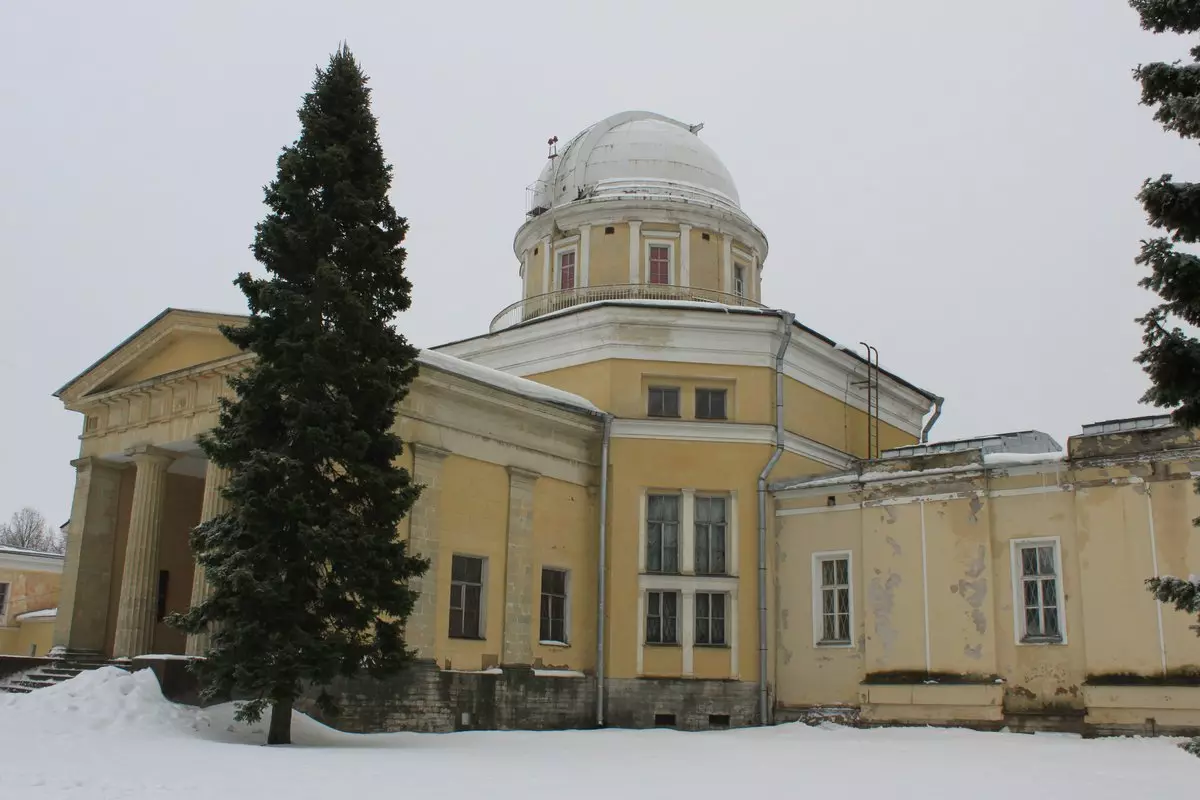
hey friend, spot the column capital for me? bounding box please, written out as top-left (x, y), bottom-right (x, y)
top-left (411, 442), bottom-right (451, 462)
top-left (123, 444), bottom-right (177, 466)
top-left (69, 456), bottom-right (127, 473)
top-left (506, 465), bottom-right (541, 486)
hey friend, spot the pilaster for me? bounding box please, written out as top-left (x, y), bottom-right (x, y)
top-left (628, 221), bottom-right (642, 283)
top-left (722, 234), bottom-right (733, 293)
top-left (113, 445), bottom-right (174, 658)
top-left (540, 236), bottom-right (551, 295)
top-left (579, 224), bottom-right (591, 287)
top-left (185, 460), bottom-right (231, 656)
top-left (502, 466), bottom-right (540, 665)
top-left (679, 223), bottom-right (691, 287)
top-left (406, 442), bottom-right (450, 659)
top-left (53, 457), bottom-right (124, 652)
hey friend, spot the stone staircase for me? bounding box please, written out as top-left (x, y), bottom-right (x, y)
top-left (0, 651), bottom-right (121, 695)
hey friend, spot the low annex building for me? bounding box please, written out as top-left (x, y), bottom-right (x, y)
top-left (46, 111), bottom-right (1200, 734)
top-left (0, 546), bottom-right (62, 658)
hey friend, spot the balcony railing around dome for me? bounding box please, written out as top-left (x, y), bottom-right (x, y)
top-left (489, 284), bottom-right (765, 333)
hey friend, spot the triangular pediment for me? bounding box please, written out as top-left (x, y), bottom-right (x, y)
top-left (57, 308), bottom-right (249, 406)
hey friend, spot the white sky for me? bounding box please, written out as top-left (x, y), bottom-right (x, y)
top-left (1, 1), bottom-right (1190, 525)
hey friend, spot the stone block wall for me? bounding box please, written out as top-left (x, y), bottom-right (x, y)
top-left (604, 677), bottom-right (760, 730)
top-left (299, 661), bottom-right (596, 733)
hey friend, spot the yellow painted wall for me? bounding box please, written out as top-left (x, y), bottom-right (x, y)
top-left (434, 454), bottom-right (510, 671)
top-left (532, 477), bottom-right (596, 671)
top-left (587, 224), bottom-right (631, 288)
top-left (783, 378), bottom-right (913, 458)
top-left (775, 460), bottom-right (1200, 721)
top-left (15, 618), bottom-right (55, 657)
top-left (606, 438), bottom-right (769, 682)
top-left (690, 228), bottom-right (721, 293)
top-left (0, 564), bottom-right (61, 656)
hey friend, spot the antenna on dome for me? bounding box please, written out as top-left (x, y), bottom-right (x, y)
top-left (688, 122), bottom-right (704, 134)
top-left (547, 135), bottom-right (559, 159)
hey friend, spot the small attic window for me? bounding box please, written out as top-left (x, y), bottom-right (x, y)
top-left (702, 232), bottom-right (711, 241)
top-left (534, 246), bottom-right (539, 256)
top-left (605, 226), bottom-right (615, 235)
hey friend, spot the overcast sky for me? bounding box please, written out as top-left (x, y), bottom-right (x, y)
top-left (1, 1), bottom-right (1190, 525)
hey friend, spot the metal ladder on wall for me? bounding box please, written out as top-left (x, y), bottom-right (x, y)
top-left (853, 342), bottom-right (881, 460)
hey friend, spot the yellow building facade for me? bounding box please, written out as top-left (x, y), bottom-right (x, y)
top-left (45, 111), bottom-right (1200, 733)
top-left (0, 546), bottom-right (63, 658)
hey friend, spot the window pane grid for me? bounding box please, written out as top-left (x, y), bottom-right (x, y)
top-left (649, 245), bottom-right (670, 284)
top-left (647, 590), bottom-right (679, 644)
top-left (450, 555), bottom-right (484, 639)
top-left (1018, 544), bottom-right (1062, 642)
top-left (695, 592), bottom-right (726, 645)
top-left (694, 496), bottom-right (727, 575)
top-left (540, 568), bottom-right (568, 643)
top-left (648, 387), bottom-right (680, 418)
top-left (647, 495), bottom-right (680, 573)
top-left (818, 557), bottom-right (850, 644)
top-left (559, 251), bottom-right (575, 290)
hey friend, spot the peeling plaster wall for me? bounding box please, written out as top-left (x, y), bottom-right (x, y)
top-left (773, 434), bottom-right (1200, 729)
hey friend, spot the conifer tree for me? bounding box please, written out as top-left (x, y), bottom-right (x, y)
top-left (170, 45), bottom-right (428, 745)
top-left (1132, 3), bottom-right (1200, 714)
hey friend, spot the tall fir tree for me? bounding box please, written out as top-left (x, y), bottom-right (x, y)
top-left (1131, 0), bottom-right (1200, 659)
top-left (169, 45), bottom-right (428, 745)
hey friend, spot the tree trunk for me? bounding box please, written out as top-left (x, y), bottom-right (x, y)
top-left (267, 697), bottom-right (294, 745)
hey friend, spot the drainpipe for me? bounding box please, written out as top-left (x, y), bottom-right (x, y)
top-left (595, 413), bottom-right (613, 727)
top-left (920, 395), bottom-right (945, 444)
top-left (756, 310), bottom-right (794, 725)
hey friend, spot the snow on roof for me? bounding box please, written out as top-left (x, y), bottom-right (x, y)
top-left (15, 608), bottom-right (56, 622)
top-left (0, 546), bottom-right (64, 560)
top-left (417, 349), bottom-right (600, 415)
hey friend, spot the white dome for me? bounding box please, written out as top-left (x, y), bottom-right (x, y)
top-left (530, 111), bottom-right (741, 213)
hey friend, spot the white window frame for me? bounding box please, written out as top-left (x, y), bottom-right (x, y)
top-left (811, 550), bottom-right (854, 648)
top-left (693, 494), bottom-right (729, 576)
top-left (555, 245), bottom-right (578, 291)
top-left (644, 239), bottom-right (675, 285)
top-left (0, 581), bottom-right (9, 626)
top-left (694, 590), bottom-right (729, 647)
top-left (733, 263), bottom-right (746, 298)
top-left (644, 588), bottom-right (681, 645)
top-left (1010, 536), bottom-right (1068, 646)
top-left (539, 566), bottom-right (571, 645)
top-left (448, 553), bottom-right (488, 640)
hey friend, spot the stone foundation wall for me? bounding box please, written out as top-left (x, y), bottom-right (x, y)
top-left (299, 661), bottom-right (597, 733)
top-left (604, 677), bottom-right (760, 730)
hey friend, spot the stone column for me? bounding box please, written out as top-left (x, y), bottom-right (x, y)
top-left (502, 467), bottom-right (540, 666)
top-left (53, 457), bottom-right (124, 653)
top-left (112, 446), bottom-right (173, 658)
top-left (406, 443), bottom-right (449, 659)
top-left (185, 461), bottom-right (231, 656)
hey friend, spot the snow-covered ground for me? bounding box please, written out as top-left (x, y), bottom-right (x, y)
top-left (2, 667), bottom-right (1197, 798)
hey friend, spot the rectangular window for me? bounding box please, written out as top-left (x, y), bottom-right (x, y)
top-left (558, 250), bottom-right (576, 290)
top-left (540, 568), bottom-right (568, 643)
top-left (816, 555), bottom-right (851, 644)
top-left (646, 590), bottom-right (679, 644)
top-left (1017, 541), bottom-right (1063, 643)
top-left (734, 265), bottom-right (745, 297)
top-left (695, 388), bottom-right (727, 420)
top-left (449, 555), bottom-right (485, 639)
top-left (647, 386), bottom-right (680, 418)
top-left (649, 244), bottom-right (670, 284)
top-left (694, 496), bottom-right (727, 575)
top-left (646, 494), bottom-right (680, 573)
top-left (695, 592), bottom-right (727, 646)
top-left (0, 582), bottom-right (9, 623)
